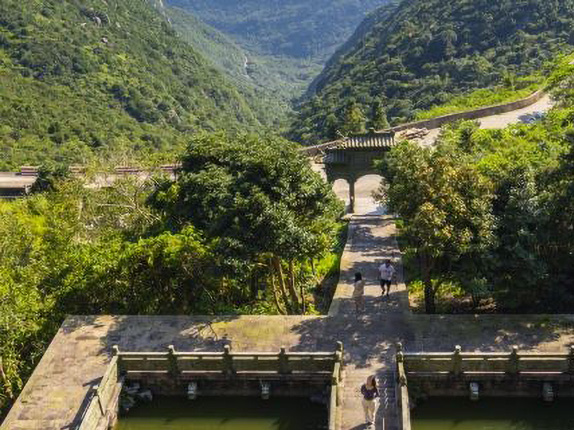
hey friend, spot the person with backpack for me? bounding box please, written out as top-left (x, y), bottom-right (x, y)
top-left (361, 374), bottom-right (379, 427)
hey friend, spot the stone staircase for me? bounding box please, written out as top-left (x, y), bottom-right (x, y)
top-left (338, 366), bottom-right (400, 430)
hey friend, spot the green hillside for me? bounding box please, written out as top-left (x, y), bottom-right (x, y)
top-left (167, 0), bottom-right (390, 60)
top-left (166, 7), bottom-right (299, 131)
top-left (165, 0), bottom-right (390, 113)
top-left (293, 0), bottom-right (574, 143)
top-left (0, 0), bottom-right (265, 170)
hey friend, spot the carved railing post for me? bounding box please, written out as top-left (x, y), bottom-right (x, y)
top-left (508, 346), bottom-right (520, 376)
top-left (396, 343), bottom-right (407, 386)
top-left (223, 345), bottom-right (235, 375)
top-left (112, 345), bottom-right (123, 374)
top-left (452, 345), bottom-right (462, 377)
top-left (336, 341), bottom-right (344, 381)
top-left (167, 345), bottom-right (179, 378)
top-left (279, 347), bottom-right (290, 374)
top-left (568, 346), bottom-right (574, 374)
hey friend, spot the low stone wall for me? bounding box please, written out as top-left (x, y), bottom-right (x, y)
top-left (396, 345), bottom-right (574, 429)
top-left (76, 356), bottom-right (122, 430)
top-left (390, 90), bottom-right (546, 133)
top-left (124, 374), bottom-right (331, 397)
top-left (396, 349), bottom-right (412, 430)
top-left (410, 376), bottom-right (574, 398)
top-left (73, 345), bottom-right (344, 430)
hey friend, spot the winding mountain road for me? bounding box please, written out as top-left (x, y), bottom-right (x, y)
top-left (419, 92), bottom-right (555, 146)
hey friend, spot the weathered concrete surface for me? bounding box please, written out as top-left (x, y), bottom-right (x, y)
top-left (478, 93), bottom-right (553, 129)
top-left (333, 213), bottom-right (411, 430)
top-left (1, 315), bottom-right (326, 430)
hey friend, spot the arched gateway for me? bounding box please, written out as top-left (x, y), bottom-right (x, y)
top-left (306, 130), bottom-right (396, 212)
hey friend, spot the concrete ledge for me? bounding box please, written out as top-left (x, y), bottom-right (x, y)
top-left (327, 220), bottom-right (358, 317)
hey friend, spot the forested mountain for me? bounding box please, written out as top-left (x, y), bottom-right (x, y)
top-left (166, 0), bottom-right (390, 60)
top-left (166, 7), bottom-right (294, 130)
top-left (165, 0), bottom-right (390, 113)
top-left (293, 0), bottom-right (574, 143)
top-left (0, 0), bottom-right (266, 170)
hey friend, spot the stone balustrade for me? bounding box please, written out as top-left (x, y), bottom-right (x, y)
top-left (75, 356), bottom-right (121, 430)
top-left (395, 345), bottom-right (574, 430)
top-left (402, 345), bottom-right (574, 377)
top-left (74, 343), bottom-right (344, 430)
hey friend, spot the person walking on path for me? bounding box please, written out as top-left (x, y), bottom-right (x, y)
top-left (379, 259), bottom-right (395, 297)
top-left (352, 272), bottom-right (365, 313)
top-left (361, 375), bottom-right (379, 427)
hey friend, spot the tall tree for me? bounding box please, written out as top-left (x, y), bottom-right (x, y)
top-left (382, 141), bottom-right (495, 313)
top-left (149, 132), bottom-right (343, 313)
top-left (371, 99), bottom-right (390, 130)
top-left (340, 100), bottom-right (366, 136)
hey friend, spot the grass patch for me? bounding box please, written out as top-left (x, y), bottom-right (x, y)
top-left (414, 54), bottom-right (574, 122)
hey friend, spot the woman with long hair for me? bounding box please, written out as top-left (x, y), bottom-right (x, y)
top-left (360, 374), bottom-right (379, 427)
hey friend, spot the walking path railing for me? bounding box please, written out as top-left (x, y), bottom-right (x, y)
top-left (402, 345), bottom-right (574, 377)
top-left (113, 343), bottom-right (343, 378)
top-left (75, 344), bottom-right (344, 430)
top-left (395, 344), bottom-right (574, 430)
top-left (395, 344), bottom-right (412, 430)
top-left (75, 356), bottom-right (121, 430)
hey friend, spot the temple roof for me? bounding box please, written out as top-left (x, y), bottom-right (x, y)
top-left (334, 132), bottom-right (396, 150)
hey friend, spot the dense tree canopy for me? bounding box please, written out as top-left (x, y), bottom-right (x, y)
top-left (150, 133), bottom-right (343, 313)
top-left (383, 102), bottom-right (574, 312)
top-left (382, 139), bottom-right (495, 313)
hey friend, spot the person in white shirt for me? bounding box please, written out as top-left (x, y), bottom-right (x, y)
top-left (378, 259), bottom-right (395, 297)
top-left (352, 272), bottom-right (365, 313)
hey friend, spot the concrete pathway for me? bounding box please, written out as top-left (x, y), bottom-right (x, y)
top-left (478, 93), bottom-right (553, 129)
top-left (334, 215), bottom-right (410, 430)
top-left (327, 182), bottom-right (411, 430)
top-left (417, 93), bottom-right (554, 146)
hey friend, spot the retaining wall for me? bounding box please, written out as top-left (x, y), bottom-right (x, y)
top-left (390, 90), bottom-right (546, 133)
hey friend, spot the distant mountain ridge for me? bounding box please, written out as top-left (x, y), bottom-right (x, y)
top-left (293, 0), bottom-right (574, 143)
top-left (164, 0), bottom-right (391, 116)
top-left (166, 7), bottom-right (297, 130)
